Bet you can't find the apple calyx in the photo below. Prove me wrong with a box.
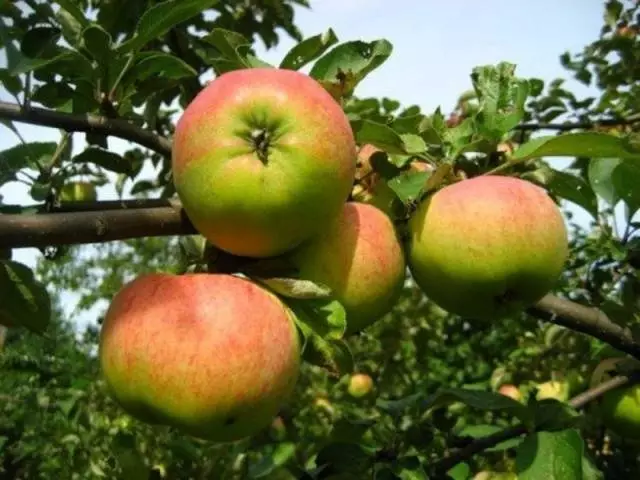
[250,128,272,164]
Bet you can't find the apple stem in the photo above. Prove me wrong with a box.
[250,129,271,164]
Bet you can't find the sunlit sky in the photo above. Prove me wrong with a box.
[0,1,609,330]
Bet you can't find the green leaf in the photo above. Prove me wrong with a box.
[117,0,220,54]
[351,120,423,156]
[248,442,297,479]
[0,69,21,96]
[310,39,393,99]
[280,29,339,70]
[254,277,332,299]
[72,147,134,176]
[56,7,84,46]
[20,26,61,59]
[532,400,582,431]
[288,298,347,340]
[511,132,640,162]
[315,442,372,474]
[515,429,583,480]
[544,169,598,219]
[123,52,198,85]
[605,0,623,28]
[55,0,90,29]
[423,388,533,427]
[387,170,431,204]
[588,157,621,206]
[303,336,354,377]
[81,25,112,66]
[200,28,264,74]
[376,393,424,416]
[472,62,530,140]
[32,83,77,109]
[10,49,94,80]
[0,142,56,181]
[581,451,604,480]
[454,424,523,452]
[0,261,52,333]
[446,462,470,480]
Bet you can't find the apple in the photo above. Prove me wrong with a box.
[172,67,357,258]
[406,175,568,319]
[59,181,97,202]
[591,358,640,439]
[286,202,406,334]
[313,397,335,416]
[498,384,522,402]
[347,373,374,398]
[352,144,432,220]
[99,273,301,443]
[536,380,570,402]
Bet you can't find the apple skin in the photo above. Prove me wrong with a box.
[353,144,432,220]
[99,273,301,443]
[498,384,522,402]
[347,373,374,398]
[407,175,568,319]
[536,380,570,402]
[60,181,97,202]
[172,67,357,258]
[286,202,406,334]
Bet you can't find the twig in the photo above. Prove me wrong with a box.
[0,101,172,157]
[528,294,640,360]
[431,374,640,475]
[514,112,640,132]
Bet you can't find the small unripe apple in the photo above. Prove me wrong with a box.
[269,416,287,441]
[60,181,97,202]
[498,384,522,402]
[347,373,374,398]
[536,380,570,402]
[407,175,568,319]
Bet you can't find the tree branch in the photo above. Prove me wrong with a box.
[0,200,195,248]
[431,374,640,475]
[527,294,640,360]
[0,101,172,157]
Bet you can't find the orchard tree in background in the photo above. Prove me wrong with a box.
[1,1,640,479]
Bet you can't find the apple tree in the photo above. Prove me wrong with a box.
[2,0,640,479]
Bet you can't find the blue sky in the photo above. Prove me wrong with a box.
[0,1,607,329]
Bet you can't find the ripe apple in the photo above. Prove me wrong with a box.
[172,67,357,258]
[406,175,568,319]
[60,181,97,202]
[352,144,432,220]
[286,202,406,334]
[536,380,570,402]
[347,373,374,398]
[498,384,522,402]
[99,273,301,443]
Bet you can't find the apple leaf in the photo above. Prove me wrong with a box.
[511,132,640,163]
[588,157,621,206]
[532,400,582,431]
[279,29,339,71]
[515,429,584,480]
[287,297,347,340]
[80,25,112,67]
[543,168,598,219]
[309,39,393,99]
[387,170,431,204]
[117,0,220,54]
[446,462,470,480]
[122,52,198,85]
[248,442,297,479]
[352,120,426,156]
[587,158,640,217]
[303,336,354,377]
[0,260,52,334]
[454,424,524,452]
[0,142,57,182]
[72,148,135,176]
[254,277,333,300]
[423,388,534,428]
[201,28,271,74]
[471,62,530,141]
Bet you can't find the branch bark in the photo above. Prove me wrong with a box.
[527,294,640,360]
[431,374,640,475]
[0,201,195,248]
[0,101,172,157]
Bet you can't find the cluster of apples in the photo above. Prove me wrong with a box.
[98,67,570,443]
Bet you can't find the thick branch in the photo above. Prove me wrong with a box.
[431,374,640,475]
[528,294,640,360]
[0,101,172,157]
[0,202,195,248]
